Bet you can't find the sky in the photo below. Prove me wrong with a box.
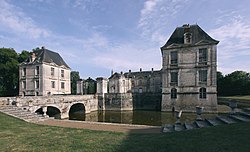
[1,0,250,79]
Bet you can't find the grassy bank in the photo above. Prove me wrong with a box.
[218,95,250,109]
[0,112,250,152]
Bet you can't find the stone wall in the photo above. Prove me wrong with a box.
[104,93,133,111]
[132,93,162,110]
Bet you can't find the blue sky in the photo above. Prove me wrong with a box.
[1,0,250,78]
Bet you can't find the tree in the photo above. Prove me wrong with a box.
[217,71,224,96]
[0,48,19,96]
[71,71,80,95]
[217,71,250,96]
[18,50,30,63]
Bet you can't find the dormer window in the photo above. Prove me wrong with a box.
[184,32,192,44]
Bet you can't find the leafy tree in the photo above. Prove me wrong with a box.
[0,48,19,96]
[18,50,30,63]
[217,71,250,96]
[217,71,224,96]
[71,71,80,95]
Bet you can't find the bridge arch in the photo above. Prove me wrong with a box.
[35,105,61,119]
[69,103,86,120]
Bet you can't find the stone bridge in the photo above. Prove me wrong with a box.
[3,95,99,119]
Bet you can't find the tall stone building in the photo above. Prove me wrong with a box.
[161,24,219,112]
[19,47,71,96]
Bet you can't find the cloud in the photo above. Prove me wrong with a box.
[138,0,189,45]
[0,0,50,39]
[209,16,250,74]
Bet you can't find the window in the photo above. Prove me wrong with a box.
[35,80,39,89]
[138,79,142,86]
[61,82,65,89]
[51,81,55,88]
[170,72,178,85]
[36,66,39,75]
[22,81,26,89]
[61,70,64,77]
[171,88,177,99]
[199,88,206,99]
[51,68,55,76]
[199,48,207,64]
[139,88,142,93]
[170,51,178,65]
[22,68,26,76]
[199,70,207,83]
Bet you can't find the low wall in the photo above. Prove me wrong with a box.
[104,93,133,110]
[132,93,162,110]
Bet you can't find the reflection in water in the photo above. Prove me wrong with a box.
[69,110,218,126]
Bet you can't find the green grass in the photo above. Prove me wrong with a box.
[0,112,250,152]
[218,96,250,109]
[219,95,250,101]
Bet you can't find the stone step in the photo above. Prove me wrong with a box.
[216,116,237,124]
[174,124,185,131]
[184,122,197,130]
[162,124,174,133]
[238,112,250,118]
[194,120,210,128]
[229,115,250,122]
[205,118,223,126]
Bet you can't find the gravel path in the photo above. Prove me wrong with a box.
[37,119,161,134]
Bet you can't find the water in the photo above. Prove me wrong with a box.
[69,110,218,126]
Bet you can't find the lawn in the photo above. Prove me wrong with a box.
[0,112,250,152]
[218,96,250,109]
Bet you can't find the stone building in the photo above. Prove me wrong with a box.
[161,24,219,112]
[19,47,71,96]
[76,77,97,95]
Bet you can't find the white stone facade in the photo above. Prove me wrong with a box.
[161,24,219,112]
[19,48,71,96]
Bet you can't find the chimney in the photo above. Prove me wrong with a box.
[183,24,192,44]
[30,52,36,62]
[111,69,114,76]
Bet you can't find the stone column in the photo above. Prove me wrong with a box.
[42,106,49,117]
[96,77,108,110]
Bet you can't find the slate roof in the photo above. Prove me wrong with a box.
[161,24,219,49]
[23,47,70,68]
[109,70,161,79]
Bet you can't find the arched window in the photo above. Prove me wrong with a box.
[199,88,206,99]
[171,88,177,99]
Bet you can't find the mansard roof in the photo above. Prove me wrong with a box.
[21,47,70,68]
[161,24,219,49]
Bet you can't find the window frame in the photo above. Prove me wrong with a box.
[51,81,55,88]
[170,72,178,86]
[51,67,55,76]
[199,70,207,83]
[61,82,65,89]
[171,88,177,99]
[198,48,208,65]
[170,51,178,65]
[61,70,64,78]
[199,88,206,99]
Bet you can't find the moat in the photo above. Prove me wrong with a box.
[69,110,217,126]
